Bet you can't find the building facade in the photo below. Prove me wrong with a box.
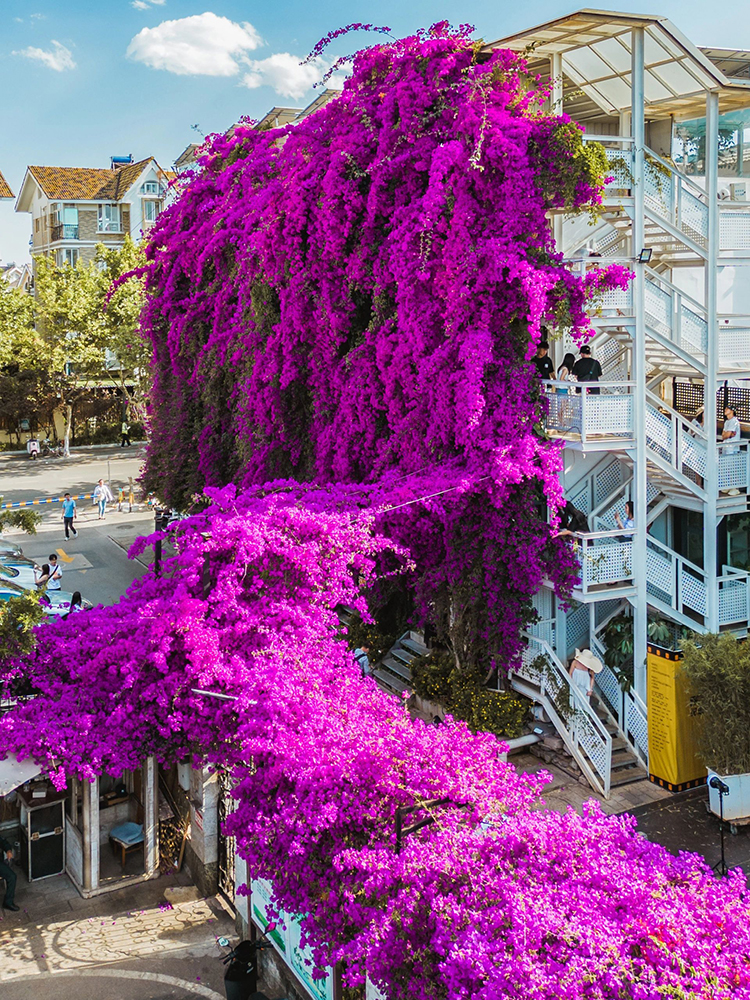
[15,156,173,269]
[486,11,750,797]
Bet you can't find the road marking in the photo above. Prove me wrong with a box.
[1,967,226,999]
[56,548,75,563]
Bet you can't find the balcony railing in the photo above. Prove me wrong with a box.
[543,380,635,444]
[567,529,634,596]
[51,223,79,241]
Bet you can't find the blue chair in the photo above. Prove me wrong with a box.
[109,821,144,869]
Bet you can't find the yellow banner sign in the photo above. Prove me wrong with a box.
[647,646,704,791]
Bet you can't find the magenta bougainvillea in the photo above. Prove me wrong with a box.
[1,485,749,998]
[140,23,628,669]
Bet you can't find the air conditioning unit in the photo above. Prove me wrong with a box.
[730,181,748,202]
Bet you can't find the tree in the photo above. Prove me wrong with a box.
[30,238,149,453]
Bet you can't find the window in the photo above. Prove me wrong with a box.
[56,248,80,267]
[97,203,121,233]
[35,218,40,233]
[141,181,163,196]
[143,199,162,223]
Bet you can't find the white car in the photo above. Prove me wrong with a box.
[0,539,23,557]
[0,580,92,619]
[0,554,41,591]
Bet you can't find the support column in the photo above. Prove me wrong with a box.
[82,776,99,892]
[144,756,159,875]
[631,28,648,700]
[705,91,720,632]
[551,53,564,254]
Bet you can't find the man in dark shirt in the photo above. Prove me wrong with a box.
[572,345,603,395]
[0,834,19,910]
[533,340,555,380]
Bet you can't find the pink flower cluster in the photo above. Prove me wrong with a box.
[139,26,624,667]
[0,485,748,998]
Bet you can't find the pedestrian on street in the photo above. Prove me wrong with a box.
[34,563,51,589]
[93,479,114,519]
[120,420,131,447]
[61,492,78,539]
[0,834,19,911]
[47,553,62,591]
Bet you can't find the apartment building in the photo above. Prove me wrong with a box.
[484,10,750,797]
[14,156,173,269]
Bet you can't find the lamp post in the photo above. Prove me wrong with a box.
[709,775,730,877]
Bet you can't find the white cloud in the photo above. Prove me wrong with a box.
[241,53,325,99]
[14,40,76,72]
[131,1,150,9]
[126,12,261,76]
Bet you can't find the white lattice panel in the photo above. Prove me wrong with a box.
[583,395,633,437]
[680,434,706,477]
[719,328,750,366]
[644,280,671,335]
[575,717,611,778]
[596,662,622,719]
[681,568,706,615]
[646,546,673,600]
[719,579,748,625]
[646,405,672,461]
[582,541,632,587]
[625,696,649,760]
[718,451,746,490]
[568,480,590,516]
[644,167,672,220]
[597,284,633,314]
[720,209,750,251]
[595,599,622,626]
[546,392,581,435]
[594,460,623,507]
[681,190,708,245]
[532,587,553,620]
[603,148,633,189]
[566,602,589,654]
[681,306,707,354]
[646,481,660,504]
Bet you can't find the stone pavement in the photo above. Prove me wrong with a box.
[0,871,249,1000]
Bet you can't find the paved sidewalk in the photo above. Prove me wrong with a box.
[0,872,240,1000]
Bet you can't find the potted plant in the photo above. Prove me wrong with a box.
[681,632,750,826]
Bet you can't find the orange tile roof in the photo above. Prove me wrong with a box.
[0,169,13,199]
[27,158,160,201]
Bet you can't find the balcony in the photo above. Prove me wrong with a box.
[51,223,79,242]
[543,381,635,448]
[568,530,635,599]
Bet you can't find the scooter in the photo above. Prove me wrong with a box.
[218,936,274,1000]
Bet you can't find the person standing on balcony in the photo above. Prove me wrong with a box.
[572,345,602,395]
[533,338,555,380]
[568,648,603,700]
[615,500,634,534]
[720,405,741,455]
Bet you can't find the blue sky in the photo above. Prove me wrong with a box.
[1,0,749,264]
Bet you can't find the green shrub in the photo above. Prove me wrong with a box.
[344,616,397,664]
[410,650,454,702]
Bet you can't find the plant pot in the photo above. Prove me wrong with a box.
[706,768,750,823]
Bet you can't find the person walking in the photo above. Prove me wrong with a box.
[568,648,603,701]
[47,553,62,591]
[572,345,603,395]
[0,835,19,911]
[93,479,114,519]
[61,492,78,539]
[120,420,131,447]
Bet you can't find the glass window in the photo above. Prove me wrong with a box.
[141,181,162,195]
[727,513,750,571]
[143,200,161,223]
[56,248,80,267]
[98,204,121,233]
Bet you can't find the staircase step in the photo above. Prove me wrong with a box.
[373,668,410,695]
[400,637,428,656]
[381,656,412,681]
[609,765,649,787]
[391,647,419,666]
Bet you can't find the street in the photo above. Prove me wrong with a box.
[1,447,155,606]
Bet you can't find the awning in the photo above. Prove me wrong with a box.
[0,754,42,796]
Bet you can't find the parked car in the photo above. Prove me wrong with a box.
[0,539,23,558]
[0,555,41,591]
[0,580,92,619]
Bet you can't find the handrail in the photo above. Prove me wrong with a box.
[644,145,707,203]
[645,388,707,440]
[590,474,633,521]
[583,135,634,145]
[647,533,706,580]
[543,379,636,389]
[570,528,634,541]
[645,265,707,317]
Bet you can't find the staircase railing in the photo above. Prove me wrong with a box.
[646,535,750,628]
[645,389,706,491]
[644,268,708,359]
[590,633,649,766]
[643,146,708,249]
[544,380,635,444]
[514,633,612,798]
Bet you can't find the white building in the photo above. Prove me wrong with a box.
[15,156,174,269]
[486,10,750,797]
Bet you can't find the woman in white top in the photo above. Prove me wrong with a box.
[568,648,604,700]
[721,405,741,455]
